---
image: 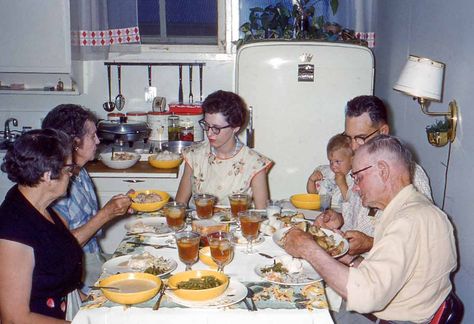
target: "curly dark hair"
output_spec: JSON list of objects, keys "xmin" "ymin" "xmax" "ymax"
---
[
  {"xmin": 346, "ymin": 95, "xmax": 388, "ymax": 127},
  {"xmin": 42, "ymin": 104, "xmax": 97, "ymax": 144},
  {"xmin": 202, "ymin": 90, "xmax": 247, "ymax": 129},
  {"xmin": 1, "ymin": 129, "xmax": 72, "ymax": 186}
]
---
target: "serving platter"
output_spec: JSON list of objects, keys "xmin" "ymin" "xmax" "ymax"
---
[
  {"xmin": 102, "ymin": 254, "xmax": 177, "ymax": 277},
  {"xmin": 272, "ymin": 227, "xmax": 349, "ymax": 258},
  {"xmin": 164, "ymin": 279, "xmax": 247, "ymax": 308},
  {"xmin": 124, "ymin": 217, "xmax": 173, "ymax": 237}
]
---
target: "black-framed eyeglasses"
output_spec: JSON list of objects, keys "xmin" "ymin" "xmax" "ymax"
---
[
  {"xmin": 63, "ymin": 163, "xmax": 79, "ymax": 175},
  {"xmin": 198, "ymin": 119, "xmax": 232, "ymax": 135},
  {"xmin": 342, "ymin": 128, "xmax": 380, "ymax": 145},
  {"xmin": 350, "ymin": 165, "xmax": 373, "ymax": 185}
]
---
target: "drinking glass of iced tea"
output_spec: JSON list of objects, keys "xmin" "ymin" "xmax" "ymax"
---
[
  {"xmin": 175, "ymin": 231, "xmax": 201, "ymax": 271},
  {"xmin": 194, "ymin": 194, "xmax": 217, "ymax": 219},
  {"xmin": 229, "ymin": 193, "xmax": 250, "ymax": 219},
  {"xmin": 207, "ymin": 231, "xmax": 234, "ymax": 272},
  {"xmin": 164, "ymin": 201, "xmax": 187, "ymax": 232},
  {"xmin": 238, "ymin": 210, "xmax": 263, "ymax": 254}
]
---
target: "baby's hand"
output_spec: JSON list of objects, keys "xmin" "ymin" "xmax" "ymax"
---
[{"xmin": 309, "ymin": 170, "xmax": 323, "ymax": 182}]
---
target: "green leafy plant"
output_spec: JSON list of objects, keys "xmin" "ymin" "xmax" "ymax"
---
[
  {"xmin": 426, "ymin": 118, "xmax": 450, "ymax": 133},
  {"xmin": 237, "ymin": 0, "xmax": 340, "ymax": 46}
]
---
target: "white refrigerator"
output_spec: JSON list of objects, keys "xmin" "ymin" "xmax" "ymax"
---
[{"xmin": 235, "ymin": 41, "xmax": 374, "ymax": 200}]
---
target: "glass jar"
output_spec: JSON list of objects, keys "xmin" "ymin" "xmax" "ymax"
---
[
  {"xmin": 179, "ymin": 120, "xmax": 194, "ymax": 141},
  {"xmin": 168, "ymin": 114, "xmax": 180, "ymax": 141}
]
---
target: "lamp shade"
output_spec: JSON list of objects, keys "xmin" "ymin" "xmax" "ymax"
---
[{"xmin": 393, "ymin": 55, "xmax": 445, "ymax": 101}]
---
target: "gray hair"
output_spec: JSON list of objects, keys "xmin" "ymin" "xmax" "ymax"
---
[{"xmin": 363, "ymin": 134, "xmax": 415, "ymax": 178}]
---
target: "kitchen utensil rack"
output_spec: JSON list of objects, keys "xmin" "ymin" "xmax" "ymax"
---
[{"xmin": 104, "ymin": 62, "xmax": 205, "ymax": 67}]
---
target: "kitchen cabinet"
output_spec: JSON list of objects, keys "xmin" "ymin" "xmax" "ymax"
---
[
  {"xmin": 0, "ymin": 0, "xmax": 71, "ymax": 73},
  {"xmin": 86, "ymin": 161, "xmax": 183, "ymax": 253}
]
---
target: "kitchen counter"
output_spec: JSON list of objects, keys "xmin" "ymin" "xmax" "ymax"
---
[{"xmin": 86, "ymin": 160, "xmax": 179, "ymax": 178}]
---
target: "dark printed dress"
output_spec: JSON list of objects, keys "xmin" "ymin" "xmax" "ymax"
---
[{"xmin": 0, "ymin": 186, "xmax": 83, "ymax": 319}]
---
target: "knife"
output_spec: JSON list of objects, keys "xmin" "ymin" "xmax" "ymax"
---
[{"xmin": 153, "ymin": 284, "xmax": 166, "ymax": 310}]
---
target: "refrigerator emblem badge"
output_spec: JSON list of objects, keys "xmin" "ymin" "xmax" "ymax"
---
[{"xmin": 299, "ymin": 53, "xmax": 313, "ymax": 63}]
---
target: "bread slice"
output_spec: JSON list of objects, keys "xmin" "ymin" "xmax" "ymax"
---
[{"xmin": 191, "ymin": 219, "xmax": 229, "ymax": 236}]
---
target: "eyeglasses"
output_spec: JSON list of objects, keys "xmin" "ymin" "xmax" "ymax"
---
[
  {"xmin": 342, "ymin": 128, "xmax": 380, "ymax": 145},
  {"xmin": 62, "ymin": 163, "xmax": 79, "ymax": 175},
  {"xmin": 198, "ymin": 119, "xmax": 232, "ymax": 135},
  {"xmin": 350, "ymin": 165, "xmax": 373, "ymax": 185}
]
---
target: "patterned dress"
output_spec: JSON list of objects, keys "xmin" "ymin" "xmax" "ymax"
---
[{"xmin": 183, "ymin": 141, "xmax": 272, "ymax": 205}]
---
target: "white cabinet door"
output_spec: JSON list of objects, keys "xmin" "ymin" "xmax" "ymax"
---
[{"xmin": 0, "ymin": 0, "xmax": 71, "ymax": 73}]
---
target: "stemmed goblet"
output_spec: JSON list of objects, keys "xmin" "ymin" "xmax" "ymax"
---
[
  {"xmin": 207, "ymin": 231, "xmax": 234, "ymax": 272},
  {"xmin": 238, "ymin": 210, "xmax": 263, "ymax": 254},
  {"xmin": 175, "ymin": 231, "xmax": 200, "ymax": 271}
]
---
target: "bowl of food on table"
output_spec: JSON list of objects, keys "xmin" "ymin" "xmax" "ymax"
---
[
  {"xmin": 167, "ymin": 270, "xmax": 229, "ymax": 301},
  {"xmin": 290, "ymin": 193, "xmax": 321, "ymax": 210},
  {"xmin": 98, "ymin": 272, "xmax": 162, "ymax": 305},
  {"xmin": 129, "ymin": 190, "xmax": 170, "ymax": 212},
  {"xmin": 148, "ymin": 150, "xmax": 183, "ymax": 169},
  {"xmin": 100, "ymin": 151, "xmax": 141, "ymax": 169}
]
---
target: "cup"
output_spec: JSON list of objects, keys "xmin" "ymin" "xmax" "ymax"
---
[
  {"xmin": 320, "ymin": 194, "xmax": 332, "ymax": 211},
  {"xmin": 266, "ymin": 200, "xmax": 281, "ymax": 219},
  {"xmin": 175, "ymin": 231, "xmax": 201, "ymax": 271},
  {"xmin": 164, "ymin": 201, "xmax": 187, "ymax": 232},
  {"xmin": 194, "ymin": 193, "xmax": 217, "ymax": 219},
  {"xmin": 229, "ymin": 193, "xmax": 250, "ymax": 218},
  {"xmin": 238, "ymin": 210, "xmax": 263, "ymax": 254},
  {"xmin": 207, "ymin": 231, "xmax": 234, "ymax": 272}
]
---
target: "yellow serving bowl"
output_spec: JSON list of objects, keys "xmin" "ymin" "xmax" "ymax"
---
[
  {"xmin": 99, "ymin": 272, "xmax": 162, "ymax": 305},
  {"xmin": 199, "ymin": 246, "xmax": 218, "ymax": 269},
  {"xmin": 167, "ymin": 270, "xmax": 229, "ymax": 301},
  {"xmin": 290, "ymin": 193, "xmax": 321, "ymax": 210},
  {"xmin": 129, "ymin": 190, "xmax": 170, "ymax": 212},
  {"xmin": 148, "ymin": 155, "xmax": 183, "ymax": 169}
]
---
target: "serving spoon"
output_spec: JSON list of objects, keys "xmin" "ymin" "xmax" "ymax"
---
[{"xmin": 115, "ymin": 65, "xmax": 125, "ymax": 111}]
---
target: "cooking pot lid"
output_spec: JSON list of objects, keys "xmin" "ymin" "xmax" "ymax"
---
[{"xmin": 97, "ymin": 121, "xmax": 149, "ymax": 134}]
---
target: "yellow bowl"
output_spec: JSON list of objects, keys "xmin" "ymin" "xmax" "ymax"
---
[
  {"xmin": 129, "ymin": 190, "xmax": 170, "ymax": 212},
  {"xmin": 167, "ymin": 270, "xmax": 229, "ymax": 301},
  {"xmin": 199, "ymin": 247, "xmax": 218, "ymax": 269},
  {"xmin": 99, "ymin": 272, "xmax": 162, "ymax": 305},
  {"xmin": 290, "ymin": 193, "xmax": 321, "ymax": 210},
  {"xmin": 148, "ymin": 155, "xmax": 183, "ymax": 169}
]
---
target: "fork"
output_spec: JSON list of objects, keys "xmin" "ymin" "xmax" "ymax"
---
[{"xmin": 153, "ymin": 284, "xmax": 166, "ymax": 310}]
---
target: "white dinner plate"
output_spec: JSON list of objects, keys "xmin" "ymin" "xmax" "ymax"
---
[
  {"xmin": 165, "ymin": 279, "xmax": 247, "ymax": 308},
  {"xmin": 272, "ymin": 227, "xmax": 349, "ymax": 258},
  {"xmin": 124, "ymin": 217, "xmax": 173, "ymax": 237},
  {"xmin": 255, "ymin": 255, "xmax": 322, "ymax": 285},
  {"xmin": 102, "ymin": 254, "xmax": 177, "ymax": 276}
]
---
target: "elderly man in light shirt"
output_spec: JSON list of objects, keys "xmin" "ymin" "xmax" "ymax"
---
[
  {"xmin": 316, "ymin": 95, "xmax": 432, "ymax": 256},
  {"xmin": 284, "ymin": 135, "xmax": 456, "ymax": 323}
]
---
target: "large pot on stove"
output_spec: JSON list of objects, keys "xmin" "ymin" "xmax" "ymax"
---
[{"xmin": 97, "ymin": 120, "xmax": 151, "ymax": 145}]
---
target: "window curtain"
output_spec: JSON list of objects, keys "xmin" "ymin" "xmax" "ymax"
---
[
  {"xmin": 70, "ymin": 0, "xmax": 141, "ymax": 60},
  {"xmin": 239, "ymin": 0, "xmax": 376, "ymax": 48}
]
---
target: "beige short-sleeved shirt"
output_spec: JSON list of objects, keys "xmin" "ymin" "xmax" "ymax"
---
[
  {"xmin": 346, "ymin": 185, "xmax": 457, "ymax": 322},
  {"xmin": 183, "ymin": 141, "xmax": 272, "ymax": 205}
]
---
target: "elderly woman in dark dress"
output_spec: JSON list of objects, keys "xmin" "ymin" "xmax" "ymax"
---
[{"xmin": 0, "ymin": 129, "xmax": 83, "ymax": 323}]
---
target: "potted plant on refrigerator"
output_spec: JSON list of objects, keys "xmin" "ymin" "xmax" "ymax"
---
[{"xmin": 236, "ymin": 0, "xmax": 340, "ymax": 47}]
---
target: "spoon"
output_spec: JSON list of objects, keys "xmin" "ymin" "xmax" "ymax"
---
[
  {"xmin": 178, "ymin": 65, "xmax": 183, "ymax": 104},
  {"xmin": 103, "ymin": 65, "xmax": 116, "ymax": 112},
  {"xmin": 115, "ymin": 65, "xmax": 125, "ymax": 111},
  {"xmin": 188, "ymin": 65, "xmax": 193, "ymax": 104},
  {"xmin": 89, "ymin": 285, "xmax": 120, "ymax": 291}
]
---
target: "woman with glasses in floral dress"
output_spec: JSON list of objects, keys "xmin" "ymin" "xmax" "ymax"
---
[{"xmin": 176, "ymin": 90, "xmax": 272, "ymax": 208}]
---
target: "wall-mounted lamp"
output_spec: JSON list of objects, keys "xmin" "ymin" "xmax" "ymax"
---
[{"xmin": 393, "ymin": 55, "xmax": 458, "ymax": 147}]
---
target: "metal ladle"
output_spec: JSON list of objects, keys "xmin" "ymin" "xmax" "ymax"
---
[
  {"xmin": 115, "ymin": 65, "xmax": 125, "ymax": 111},
  {"xmin": 103, "ymin": 65, "xmax": 116, "ymax": 112}
]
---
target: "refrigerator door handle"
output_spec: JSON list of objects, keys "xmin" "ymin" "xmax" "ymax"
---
[{"xmin": 246, "ymin": 105, "xmax": 254, "ymax": 148}]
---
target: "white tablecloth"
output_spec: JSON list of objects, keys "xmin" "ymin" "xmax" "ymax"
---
[{"xmin": 72, "ymin": 217, "xmax": 334, "ymax": 324}]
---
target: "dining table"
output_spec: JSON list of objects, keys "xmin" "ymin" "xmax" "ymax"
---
[{"xmin": 72, "ymin": 207, "xmax": 335, "ymax": 324}]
